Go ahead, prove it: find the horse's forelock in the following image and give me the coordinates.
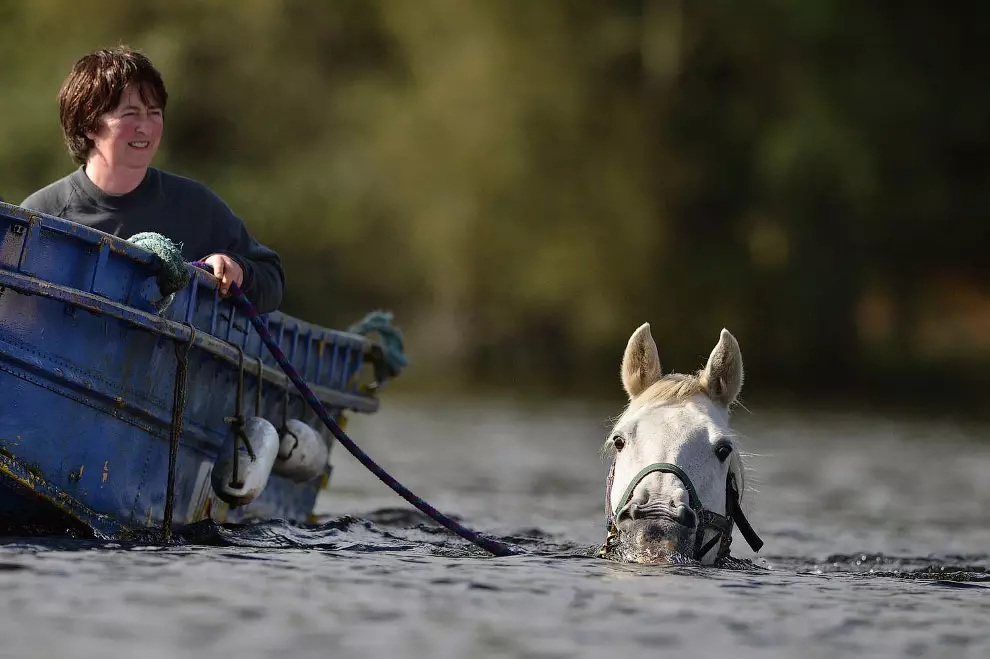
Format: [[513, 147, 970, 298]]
[[636, 372, 705, 408]]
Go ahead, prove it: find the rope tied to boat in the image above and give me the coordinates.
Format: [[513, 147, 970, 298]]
[[162, 322, 196, 543], [131, 232, 516, 556], [224, 346, 256, 489]]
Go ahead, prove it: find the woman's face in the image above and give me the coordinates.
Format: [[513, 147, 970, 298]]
[[86, 84, 163, 171]]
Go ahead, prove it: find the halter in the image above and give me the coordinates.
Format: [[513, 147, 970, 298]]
[[600, 462, 764, 563]]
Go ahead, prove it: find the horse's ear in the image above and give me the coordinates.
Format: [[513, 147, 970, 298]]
[[701, 328, 744, 407], [621, 323, 662, 399]]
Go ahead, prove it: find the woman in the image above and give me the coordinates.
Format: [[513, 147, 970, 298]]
[[20, 46, 284, 313]]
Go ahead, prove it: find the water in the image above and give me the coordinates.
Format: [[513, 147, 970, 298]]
[[1, 398, 989, 658]]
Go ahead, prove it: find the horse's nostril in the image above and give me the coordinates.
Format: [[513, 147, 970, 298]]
[[616, 503, 638, 524], [672, 504, 696, 528]]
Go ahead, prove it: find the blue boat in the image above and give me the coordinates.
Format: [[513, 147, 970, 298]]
[[0, 200, 400, 539]]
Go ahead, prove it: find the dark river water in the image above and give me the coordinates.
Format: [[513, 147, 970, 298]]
[[1, 398, 988, 658]]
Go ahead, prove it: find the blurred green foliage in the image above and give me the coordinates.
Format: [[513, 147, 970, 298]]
[[2, 1, 988, 403]]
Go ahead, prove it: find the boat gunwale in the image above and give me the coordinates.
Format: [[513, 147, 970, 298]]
[[0, 268, 380, 415]]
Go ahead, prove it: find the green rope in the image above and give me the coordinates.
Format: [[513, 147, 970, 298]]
[[127, 232, 191, 312], [348, 310, 407, 380]]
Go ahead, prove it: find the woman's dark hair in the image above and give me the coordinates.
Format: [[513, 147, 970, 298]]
[[58, 46, 168, 164]]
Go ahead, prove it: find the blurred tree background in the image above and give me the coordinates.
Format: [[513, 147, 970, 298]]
[[1, 1, 988, 407]]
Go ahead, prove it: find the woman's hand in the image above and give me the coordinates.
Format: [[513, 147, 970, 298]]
[[203, 253, 244, 297]]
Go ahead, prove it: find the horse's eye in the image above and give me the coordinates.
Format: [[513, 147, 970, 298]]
[[714, 442, 733, 463], [612, 436, 626, 451]]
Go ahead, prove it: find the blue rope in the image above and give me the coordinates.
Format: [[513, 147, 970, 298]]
[[181, 261, 516, 557]]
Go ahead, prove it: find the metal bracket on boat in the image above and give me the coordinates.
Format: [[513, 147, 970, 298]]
[[14, 215, 42, 276]]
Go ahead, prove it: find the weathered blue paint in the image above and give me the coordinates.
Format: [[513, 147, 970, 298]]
[[0, 201, 391, 537]]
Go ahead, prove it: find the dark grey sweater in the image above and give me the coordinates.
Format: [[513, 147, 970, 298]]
[[20, 167, 284, 313]]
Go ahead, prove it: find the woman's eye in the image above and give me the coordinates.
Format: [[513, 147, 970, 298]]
[[714, 442, 732, 463], [612, 436, 625, 451]]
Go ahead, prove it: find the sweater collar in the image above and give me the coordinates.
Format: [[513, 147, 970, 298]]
[[71, 166, 158, 211]]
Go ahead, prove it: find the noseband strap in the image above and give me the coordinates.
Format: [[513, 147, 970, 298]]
[[602, 462, 763, 562], [612, 464, 702, 521]]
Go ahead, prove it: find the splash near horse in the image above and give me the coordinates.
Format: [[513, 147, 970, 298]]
[[600, 324, 764, 565]]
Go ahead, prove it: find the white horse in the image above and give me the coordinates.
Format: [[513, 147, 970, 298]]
[[599, 323, 763, 565]]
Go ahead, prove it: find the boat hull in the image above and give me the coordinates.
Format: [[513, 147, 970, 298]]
[[0, 201, 387, 537]]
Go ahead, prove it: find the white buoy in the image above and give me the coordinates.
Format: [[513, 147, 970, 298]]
[[272, 419, 330, 483], [211, 416, 280, 507]]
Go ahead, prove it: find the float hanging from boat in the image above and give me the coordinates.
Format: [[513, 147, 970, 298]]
[[0, 201, 404, 538]]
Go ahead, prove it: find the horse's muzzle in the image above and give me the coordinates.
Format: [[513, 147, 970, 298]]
[[615, 503, 697, 561]]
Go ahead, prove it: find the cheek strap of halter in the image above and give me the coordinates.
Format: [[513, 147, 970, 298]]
[[726, 475, 764, 552]]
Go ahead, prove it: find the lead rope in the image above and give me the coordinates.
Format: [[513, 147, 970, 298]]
[[191, 263, 517, 557]]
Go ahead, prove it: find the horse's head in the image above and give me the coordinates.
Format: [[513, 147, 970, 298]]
[[601, 323, 763, 565]]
